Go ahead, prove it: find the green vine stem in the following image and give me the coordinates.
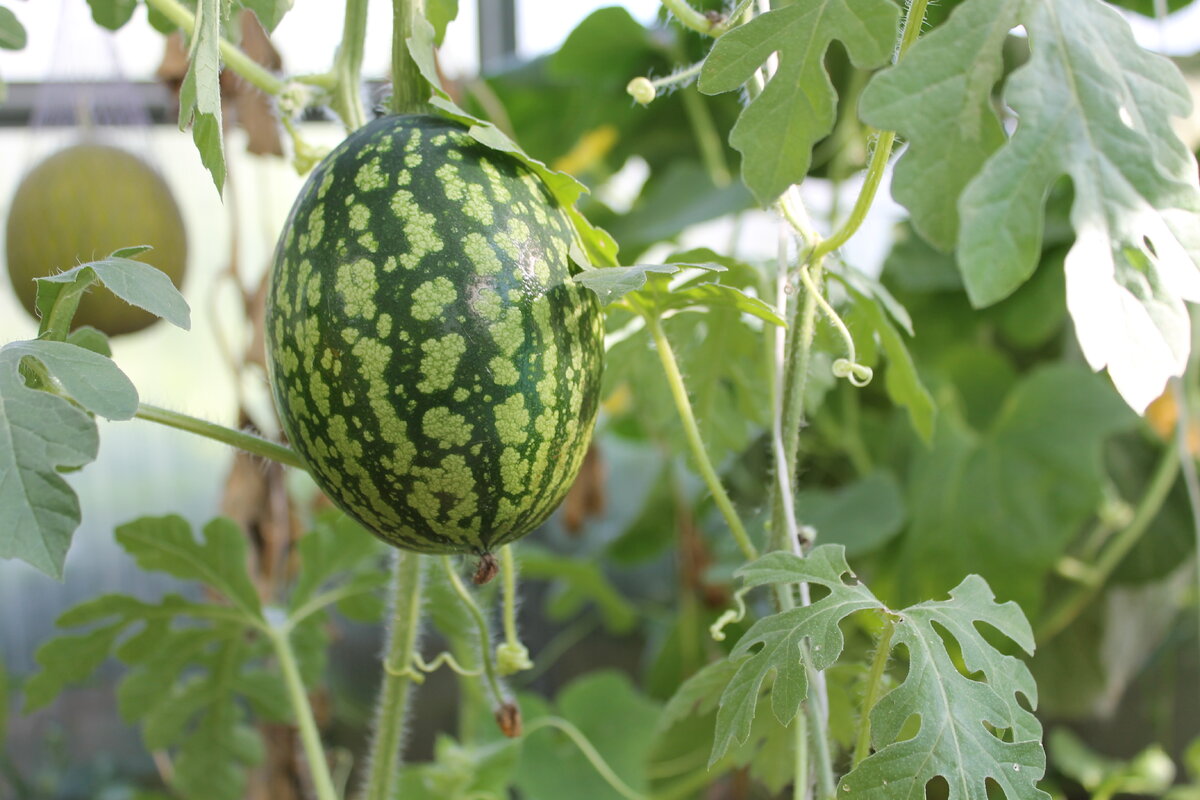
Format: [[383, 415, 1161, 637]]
[[440, 556, 509, 710], [792, 707, 809, 800], [134, 403, 306, 469], [1038, 444, 1181, 643], [852, 616, 896, 769], [142, 0, 286, 96], [391, 0, 432, 115], [265, 625, 339, 800], [360, 551, 425, 800], [330, 0, 369, 130], [524, 717, 644, 800], [643, 312, 759, 562], [658, 0, 730, 36]]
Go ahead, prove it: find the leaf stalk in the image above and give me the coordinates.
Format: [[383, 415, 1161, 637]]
[[265, 625, 339, 800]]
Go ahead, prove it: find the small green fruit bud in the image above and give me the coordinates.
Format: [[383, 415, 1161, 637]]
[[627, 77, 656, 105]]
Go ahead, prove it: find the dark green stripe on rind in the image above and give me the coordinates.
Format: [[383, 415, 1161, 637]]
[[266, 115, 604, 554]]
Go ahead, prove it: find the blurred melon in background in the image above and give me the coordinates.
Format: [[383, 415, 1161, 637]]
[[4, 141, 188, 336]]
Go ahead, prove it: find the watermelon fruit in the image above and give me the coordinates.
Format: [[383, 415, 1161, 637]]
[[266, 114, 605, 555], [4, 143, 188, 336]]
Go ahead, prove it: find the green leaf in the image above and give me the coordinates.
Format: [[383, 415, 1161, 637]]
[[843, 284, 935, 442], [0, 6, 26, 50], [406, 15, 619, 266], [796, 471, 906, 558], [289, 510, 385, 614], [888, 365, 1137, 613], [85, 0, 136, 30], [178, 0, 226, 195], [0, 348, 98, 578], [115, 516, 264, 621], [839, 575, 1048, 799], [3, 340, 137, 420], [239, 0, 291, 32], [66, 326, 112, 357], [24, 620, 128, 711], [867, 0, 1200, 412], [37, 251, 191, 331], [708, 547, 881, 764], [519, 545, 637, 633], [859, 0, 1015, 252], [425, 0, 458, 45], [573, 264, 680, 305], [516, 671, 661, 799], [576, 262, 785, 326], [549, 7, 650, 84], [698, 0, 900, 203]]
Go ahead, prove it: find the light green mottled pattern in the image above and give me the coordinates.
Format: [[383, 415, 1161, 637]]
[[412, 276, 457, 321], [336, 258, 377, 318], [266, 114, 604, 555], [417, 333, 467, 394]]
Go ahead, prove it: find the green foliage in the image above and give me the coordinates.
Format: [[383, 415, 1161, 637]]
[[795, 471, 905, 558], [0, 6, 26, 49], [34, 248, 192, 333], [85, 0, 136, 30], [516, 671, 661, 799], [698, 0, 900, 203], [178, 0, 226, 194], [425, 0, 458, 45], [863, 0, 1200, 412], [1049, 728, 1175, 799], [518, 545, 638, 634], [839, 576, 1046, 799], [883, 365, 1137, 612]]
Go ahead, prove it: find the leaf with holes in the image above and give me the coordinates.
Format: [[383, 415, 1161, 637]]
[[708, 547, 882, 765], [839, 576, 1048, 799]]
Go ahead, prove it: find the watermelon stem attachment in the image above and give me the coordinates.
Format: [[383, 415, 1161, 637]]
[[644, 313, 759, 562], [391, 0, 432, 115], [133, 403, 306, 469], [330, 0, 369, 130], [361, 551, 425, 800]]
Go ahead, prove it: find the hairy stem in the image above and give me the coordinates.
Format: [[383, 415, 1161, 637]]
[[391, 0, 431, 115], [143, 0, 286, 95], [265, 626, 338, 800], [500, 544, 520, 647], [852, 617, 896, 768], [330, 0, 369, 130], [658, 0, 729, 36], [644, 313, 759, 561], [1038, 445, 1180, 643], [793, 706, 810, 800], [359, 551, 424, 800], [134, 403, 306, 469]]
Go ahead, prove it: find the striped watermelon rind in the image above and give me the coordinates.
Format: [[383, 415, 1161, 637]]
[[266, 114, 604, 554]]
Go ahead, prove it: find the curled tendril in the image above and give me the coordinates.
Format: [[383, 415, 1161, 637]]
[[383, 650, 482, 683], [710, 586, 753, 642], [832, 358, 874, 387], [626, 61, 705, 106], [626, 77, 657, 105], [496, 641, 534, 676], [795, 263, 874, 388]]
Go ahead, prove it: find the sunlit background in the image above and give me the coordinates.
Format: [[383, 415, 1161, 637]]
[[1, 1, 1199, 796]]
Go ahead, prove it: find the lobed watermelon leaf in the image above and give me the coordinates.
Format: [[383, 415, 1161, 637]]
[[697, 0, 900, 204], [861, 0, 1200, 413]]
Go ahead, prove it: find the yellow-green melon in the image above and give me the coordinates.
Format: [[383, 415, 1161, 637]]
[[4, 143, 188, 336]]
